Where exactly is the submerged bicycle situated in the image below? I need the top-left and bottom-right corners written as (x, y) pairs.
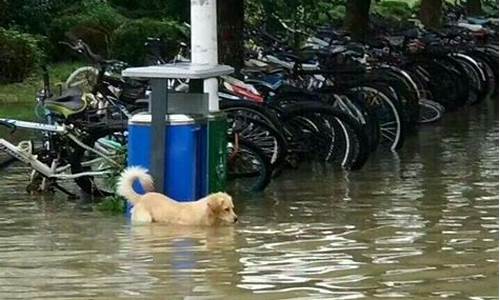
top-left (0, 67), bottom-right (126, 197)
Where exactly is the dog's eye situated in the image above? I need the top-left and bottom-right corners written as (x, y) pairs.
top-left (224, 208), bottom-right (230, 212)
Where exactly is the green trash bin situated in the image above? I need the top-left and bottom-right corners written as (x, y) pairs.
top-left (206, 112), bottom-right (228, 193)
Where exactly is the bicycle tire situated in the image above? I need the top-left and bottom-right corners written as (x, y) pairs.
top-left (350, 85), bottom-right (405, 151)
top-left (69, 127), bottom-right (124, 197)
top-left (220, 99), bottom-right (282, 132)
top-left (220, 99), bottom-right (288, 168)
top-left (280, 102), bottom-right (370, 170)
top-left (228, 113), bottom-right (288, 168)
top-left (450, 53), bottom-right (487, 104)
top-left (227, 138), bottom-right (272, 192)
top-left (64, 66), bottom-right (99, 92)
top-left (418, 99), bottom-right (444, 124)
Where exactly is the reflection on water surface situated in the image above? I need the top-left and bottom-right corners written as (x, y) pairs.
top-left (0, 103), bottom-right (498, 299)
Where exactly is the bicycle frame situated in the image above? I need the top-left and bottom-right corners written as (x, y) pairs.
top-left (0, 118), bottom-right (120, 181)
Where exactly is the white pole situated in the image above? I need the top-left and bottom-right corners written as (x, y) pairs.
top-left (191, 0), bottom-right (220, 112)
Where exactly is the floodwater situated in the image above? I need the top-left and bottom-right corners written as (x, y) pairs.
top-left (0, 101), bottom-right (498, 299)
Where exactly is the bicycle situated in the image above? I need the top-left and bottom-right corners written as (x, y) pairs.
top-left (0, 66), bottom-right (126, 197)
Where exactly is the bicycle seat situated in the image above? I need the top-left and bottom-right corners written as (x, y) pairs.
top-left (466, 17), bottom-right (490, 26)
top-left (44, 87), bottom-right (87, 118)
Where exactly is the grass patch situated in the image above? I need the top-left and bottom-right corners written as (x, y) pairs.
top-left (0, 61), bottom-right (86, 103)
top-left (0, 62), bottom-right (86, 119)
top-left (0, 103), bottom-right (38, 120)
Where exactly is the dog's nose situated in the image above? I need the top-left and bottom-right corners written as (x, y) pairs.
top-left (234, 217), bottom-right (238, 223)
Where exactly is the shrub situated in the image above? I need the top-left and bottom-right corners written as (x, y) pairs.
top-left (373, 1), bottom-right (415, 21)
top-left (111, 18), bottom-right (184, 66)
top-left (49, 15), bottom-right (111, 60)
top-left (0, 0), bottom-right (84, 35)
top-left (80, 0), bottom-right (127, 33)
top-left (0, 27), bottom-right (45, 83)
top-left (48, 0), bottom-right (126, 60)
top-left (109, 0), bottom-right (189, 21)
top-left (1, 0), bottom-right (53, 35)
top-left (0, 1), bottom-right (8, 27)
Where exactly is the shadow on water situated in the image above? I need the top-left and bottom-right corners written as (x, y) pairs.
top-left (0, 100), bottom-right (498, 299)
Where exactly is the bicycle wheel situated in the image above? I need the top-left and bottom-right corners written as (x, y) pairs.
top-left (64, 66), bottom-right (99, 93)
top-left (280, 102), bottom-right (370, 170)
top-left (69, 127), bottom-right (125, 197)
top-left (406, 65), bottom-right (434, 103)
top-left (418, 99), bottom-right (444, 124)
top-left (270, 89), bottom-right (379, 154)
top-left (220, 99), bottom-right (282, 132)
top-left (330, 110), bottom-right (370, 170)
top-left (414, 59), bottom-right (465, 110)
top-left (227, 138), bottom-right (272, 192)
top-left (371, 66), bottom-right (420, 130)
top-left (449, 54), bottom-right (487, 105)
top-left (466, 50), bottom-right (497, 97)
top-left (224, 106), bottom-right (288, 169)
top-left (339, 91), bottom-right (380, 152)
top-left (428, 58), bottom-right (469, 109)
top-left (350, 85), bottom-right (405, 151)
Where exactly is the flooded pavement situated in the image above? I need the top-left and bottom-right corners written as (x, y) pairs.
top-left (0, 101), bottom-right (498, 299)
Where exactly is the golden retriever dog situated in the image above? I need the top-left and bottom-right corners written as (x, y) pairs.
top-left (116, 167), bottom-right (238, 226)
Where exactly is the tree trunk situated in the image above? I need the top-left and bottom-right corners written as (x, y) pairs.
top-left (344, 0), bottom-right (372, 42)
top-left (419, 0), bottom-right (443, 30)
top-left (217, 0), bottom-right (245, 70)
top-left (466, 0), bottom-right (482, 16)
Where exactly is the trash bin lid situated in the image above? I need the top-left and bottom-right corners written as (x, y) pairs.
top-left (122, 63), bottom-right (234, 79)
top-left (129, 113), bottom-right (205, 125)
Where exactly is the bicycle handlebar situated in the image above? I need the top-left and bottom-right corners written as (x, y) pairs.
top-left (59, 40), bottom-right (104, 64)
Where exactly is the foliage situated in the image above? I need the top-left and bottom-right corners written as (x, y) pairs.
top-left (96, 195), bottom-right (126, 214)
top-left (246, 0), bottom-right (338, 32)
top-left (0, 0), bottom-right (497, 75)
top-left (111, 18), bottom-right (185, 66)
top-left (48, 0), bottom-right (126, 59)
top-left (0, 28), bottom-right (46, 83)
top-left (80, 0), bottom-right (127, 31)
top-left (96, 148), bottom-right (127, 214)
top-left (0, 0), bottom-right (83, 35)
top-left (0, 0), bottom-right (8, 26)
top-left (109, 0), bottom-right (189, 21)
top-left (372, 1), bottom-right (416, 21)
top-left (482, 0), bottom-right (499, 17)
top-left (245, 0), bottom-right (346, 50)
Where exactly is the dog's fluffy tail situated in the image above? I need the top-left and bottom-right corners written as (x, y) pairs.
top-left (116, 166), bottom-right (154, 204)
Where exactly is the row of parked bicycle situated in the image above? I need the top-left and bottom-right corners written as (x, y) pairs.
top-left (216, 13), bottom-right (498, 191)
top-left (0, 6), bottom-right (498, 195)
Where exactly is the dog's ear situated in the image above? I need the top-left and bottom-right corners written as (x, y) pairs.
top-left (207, 196), bottom-right (223, 212)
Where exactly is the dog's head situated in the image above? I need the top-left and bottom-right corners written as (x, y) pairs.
top-left (207, 192), bottom-right (238, 225)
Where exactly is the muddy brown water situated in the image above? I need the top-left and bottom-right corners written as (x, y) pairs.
top-left (0, 102), bottom-right (498, 299)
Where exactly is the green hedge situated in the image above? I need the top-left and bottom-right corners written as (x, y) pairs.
top-left (111, 18), bottom-right (184, 66)
top-left (109, 0), bottom-right (189, 21)
top-left (373, 1), bottom-right (415, 21)
top-left (0, 1), bottom-right (8, 27)
top-left (48, 1), bottom-right (126, 60)
top-left (0, 28), bottom-right (44, 83)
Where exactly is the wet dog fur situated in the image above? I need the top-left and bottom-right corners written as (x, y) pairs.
top-left (116, 167), bottom-right (238, 226)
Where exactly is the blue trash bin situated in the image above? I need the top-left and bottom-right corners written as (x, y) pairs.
top-left (127, 114), bottom-right (207, 211)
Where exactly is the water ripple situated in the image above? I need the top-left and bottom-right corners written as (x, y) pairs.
top-left (0, 104), bottom-right (497, 299)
